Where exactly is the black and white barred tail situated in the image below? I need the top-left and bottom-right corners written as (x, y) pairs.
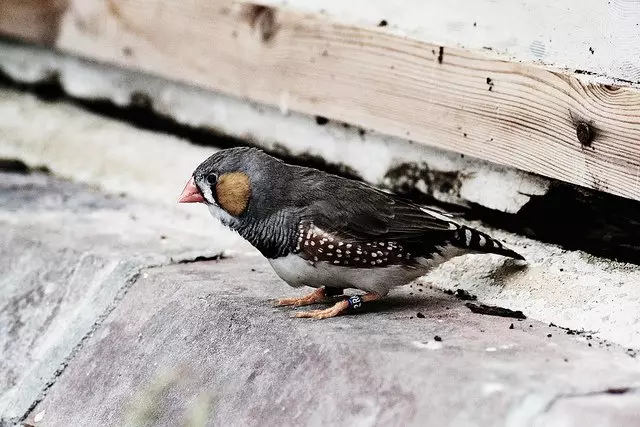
top-left (454, 225), bottom-right (525, 261)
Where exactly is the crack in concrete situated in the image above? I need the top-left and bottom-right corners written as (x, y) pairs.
top-left (173, 254), bottom-right (226, 264)
top-left (506, 386), bottom-right (640, 427)
top-left (9, 252), bottom-right (227, 426)
top-left (540, 386), bottom-right (640, 415)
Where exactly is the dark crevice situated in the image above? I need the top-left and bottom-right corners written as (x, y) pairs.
top-left (465, 303), bottom-right (527, 319)
top-left (0, 159), bottom-right (50, 174)
top-left (173, 254), bottom-right (225, 264)
top-left (1, 61), bottom-right (639, 264)
top-left (471, 184), bottom-right (640, 263)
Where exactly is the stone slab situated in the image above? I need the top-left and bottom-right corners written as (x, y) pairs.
top-left (26, 258), bottom-right (640, 427)
top-left (0, 171), bottom-right (246, 424)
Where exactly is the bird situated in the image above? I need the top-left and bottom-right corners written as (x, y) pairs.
top-left (178, 147), bottom-right (525, 319)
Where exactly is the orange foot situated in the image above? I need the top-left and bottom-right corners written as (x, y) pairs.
top-left (295, 293), bottom-right (381, 319)
top-left (275, 287), bottom-right (332, 307)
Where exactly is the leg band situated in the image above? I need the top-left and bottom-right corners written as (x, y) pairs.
top-left (347, 295), bottom-right (363, 310)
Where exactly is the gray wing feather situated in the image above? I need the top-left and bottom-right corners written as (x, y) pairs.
top-left (303, 178), bottom-right (454, 242)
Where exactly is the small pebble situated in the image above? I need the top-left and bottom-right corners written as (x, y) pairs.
top-left (547, 334), bottom-right (552, 338)
top-left (416, 312), bottom-right (425, 318)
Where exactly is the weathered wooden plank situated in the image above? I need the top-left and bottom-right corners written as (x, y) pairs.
top-left (0, 0), bottom-right (68, 45)
top-left (6, 0), bottom-right (640, 84)
top-left (50, 0), bottom-right (640, 200)
top-left (260, 0), bottom-right (640, 85)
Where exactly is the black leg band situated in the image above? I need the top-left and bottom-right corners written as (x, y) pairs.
top-left (347, 295), bottom-right (363, 310)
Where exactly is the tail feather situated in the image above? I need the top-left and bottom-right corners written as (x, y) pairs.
top-left (454, 225), bottom-right (525, 261)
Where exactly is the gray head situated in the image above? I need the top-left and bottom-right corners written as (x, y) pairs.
top-left (178, 147), bottom-right (299, 223)
top-left (179, 147), bottom-right (323, 257)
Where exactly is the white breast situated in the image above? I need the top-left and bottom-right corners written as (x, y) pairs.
top-left (268, 251), bottom-right (459, 296)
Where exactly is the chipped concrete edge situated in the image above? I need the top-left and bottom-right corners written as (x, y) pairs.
top-left (0, 250), bottom-right (226, 427)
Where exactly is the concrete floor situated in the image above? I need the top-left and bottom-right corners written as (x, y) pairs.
top-left (0, 171), bottom-right (245, 425)
top-left (2, 172), bottom-right (640, 427)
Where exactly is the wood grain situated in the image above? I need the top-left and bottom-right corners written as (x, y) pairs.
top-left (34, 0), bottom-right (640, 200)
top-left (260, 0), bottom-right (640, 85)
top-left (0, 0), bottom-right (68, 45)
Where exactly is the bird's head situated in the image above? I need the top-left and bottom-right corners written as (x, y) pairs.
top-left (178, 147), bottom-right (288, 223)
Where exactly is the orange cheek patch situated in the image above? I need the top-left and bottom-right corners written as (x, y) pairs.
top-left (216, 172), bottom-right (251, 216)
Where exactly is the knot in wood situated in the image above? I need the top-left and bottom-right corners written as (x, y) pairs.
top-left (576, 121), bottom-right (593, 147)
top-left (243, 4), bottom-right (278, 43)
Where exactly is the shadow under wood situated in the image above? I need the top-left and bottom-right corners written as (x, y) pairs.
top-left (467, 183), bottom-right (640, 265)
top-left (0, 158), bottom-right (50, 174)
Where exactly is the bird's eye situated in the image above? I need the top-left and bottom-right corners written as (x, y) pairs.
top-left (206, 173), bottom-right (218, 185)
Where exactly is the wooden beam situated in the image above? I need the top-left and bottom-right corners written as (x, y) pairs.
top-left (4, 0), bottom-right (640, 201)
top-left (259, 0), bottom-right (640, 85)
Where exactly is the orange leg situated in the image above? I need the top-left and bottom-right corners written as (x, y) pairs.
top-left (275, 287), bottom-right (331, 307)
top-left (295, 293), bottom-right (381, 319)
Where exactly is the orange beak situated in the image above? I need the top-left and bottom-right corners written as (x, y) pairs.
top-left (178, 177), bottom-right (205, 203)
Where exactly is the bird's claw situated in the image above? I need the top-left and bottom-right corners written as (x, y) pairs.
top-left (274, 288), bottom-right (328, 307)
top-left (293, 300), bottom-right (349, 319)
top-left (273, 297), bottom-right (298, 307)
top-left (274, 297), bottom-right (313, 307)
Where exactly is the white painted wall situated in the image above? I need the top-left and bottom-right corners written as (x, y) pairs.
top-left (258, 0), bottom-right (640, 84)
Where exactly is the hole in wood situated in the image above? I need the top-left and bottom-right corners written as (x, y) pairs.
top-left (576, 122), bottom-right (593, 147)
top-left (568, 111), bottom-right (596, 149)
top-left (242, 4), bottom-right (279, 43)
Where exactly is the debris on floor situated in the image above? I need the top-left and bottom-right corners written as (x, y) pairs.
top-left (465, 303), bottom-right (526, 319)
